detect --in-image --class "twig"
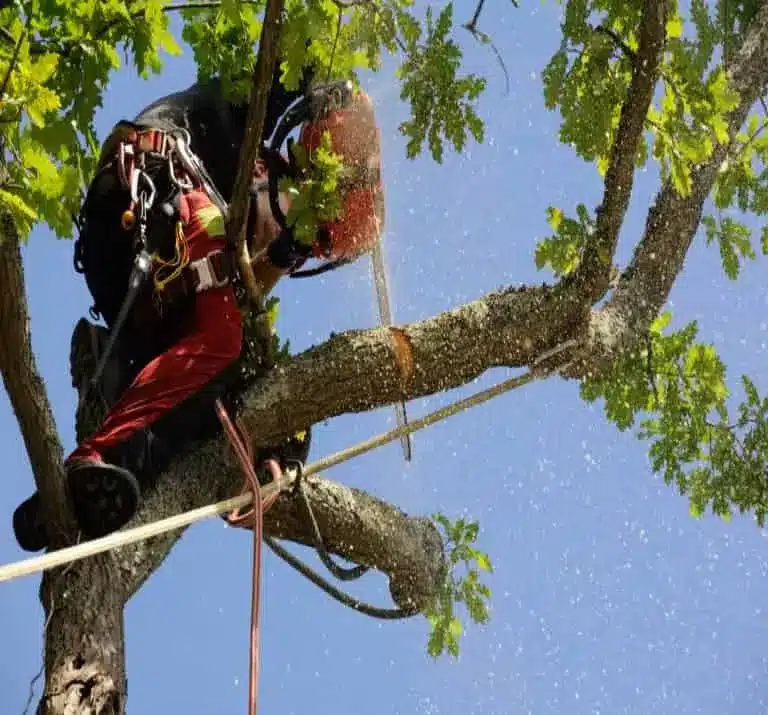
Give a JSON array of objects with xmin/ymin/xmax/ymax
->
[
  {"xmin": 462, "ymin": 23, "xmax": 511, "ymax": 95},
  {"xmin": 461, "ymin": 0, "xmax": 517, "ymax": 94},
  {"xmin": 465, "ymin": 0, "xmax": 485, "ymax": 32},
  {"xmin": 163, "ymin": 0, "xmax": 263, "ymax": 10}
]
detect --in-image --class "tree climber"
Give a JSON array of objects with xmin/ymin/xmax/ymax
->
[{"xmin": 12, "ymin": 64, "xmax": 386, "ymax": 551}]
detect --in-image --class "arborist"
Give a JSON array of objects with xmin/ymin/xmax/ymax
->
[{"xmin": 13, "ymin": 64, "xmax": 386, "ymax": 550}]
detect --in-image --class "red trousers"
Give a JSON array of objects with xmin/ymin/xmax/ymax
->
[{"xmin": 67, "ymin": 191, "xmax": 243, "ymax": 465}]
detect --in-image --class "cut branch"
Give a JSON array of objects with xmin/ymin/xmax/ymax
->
[
  {"xmin": 572, "ymin": 0, "xmax": 668, "ymax": 303},
  {"xmin": 584, "ymin": 0, "xmax": 768, "ymax": 369}
]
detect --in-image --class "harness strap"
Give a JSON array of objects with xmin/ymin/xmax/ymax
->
[
  {"xmin": 98, "ymin": 124, "xmax": 177, "ymax": 173},
  {"xmin": 156, "ymin": 249, "xmax": 238, "ymax": 303}
]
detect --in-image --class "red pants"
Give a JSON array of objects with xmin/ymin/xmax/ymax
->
[{"xmin": 67, "ymin": 190, "xmax": 243, "ymax": 465}]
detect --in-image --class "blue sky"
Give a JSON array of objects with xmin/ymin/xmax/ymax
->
[{"xmin": 2, "ymin": 2, "xmax": 768, "ymax": 714}]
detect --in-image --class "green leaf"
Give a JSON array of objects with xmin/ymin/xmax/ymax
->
[
  {"xmin": 535, "ymin": 203, "xmax": 593, "ymax": 276},
  {"xmin": 397, "ymin": 2, "xmax": 486, "ymax": 162},
  {"xmin": 666, "ymin": 13, "xmax": 684, "ymax": 39},
  {"xmin": 701, "ymin": 215, "xmax": 756, "ymax": 279},
  {"xmin": 475, "ymin": 551, "xmax": 493, "ymax": 573}
]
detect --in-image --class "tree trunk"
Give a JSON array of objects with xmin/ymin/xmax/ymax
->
[{"xmin": 39, "ymin": 557, "xmax": 126, "ymax": 715}]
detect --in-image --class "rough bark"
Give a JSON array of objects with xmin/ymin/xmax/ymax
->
[
  {"xmin": 0, "ymin": 231, "xmax": 73, "ymax": 545},
  {"xmin": 39, "ymin": 557, "xmax": 127, "ymax": 715}
]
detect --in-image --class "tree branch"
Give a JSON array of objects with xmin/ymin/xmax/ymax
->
[
  {"xmin": 571, "ymin": 0, "xmax": 668, "ymax": 303},
  {"xmin": 225, "ymin": 0, "xmax": 285, "ymax": 306},
  {"xmin": 584, "ymin": 0, "xmax": 768, "ymax": 369},
  {"xmin": 0, "ymin": 224, "xmax": 74, "ymax": 546},
  {"xmin": 109, "ymin": 279, "xmax": 589, "ymax": 604}
]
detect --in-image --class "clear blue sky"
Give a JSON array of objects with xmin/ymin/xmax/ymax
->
[{"xmin": 2, "ymin": 2, "xmax": 768, "ymax": 713}]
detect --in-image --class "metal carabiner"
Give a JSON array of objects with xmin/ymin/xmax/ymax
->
[
  {"xmin": 131, "ymin": 169, "xmax": 156, "ymax": 211},
  {"xmin": 168, "ymin": 151, "xmax": 194, "ymax": 191}
]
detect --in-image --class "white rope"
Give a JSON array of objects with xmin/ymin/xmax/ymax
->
[{"xmin": 0, "ymin": 344, "xmax": 577, "ymax": 585}]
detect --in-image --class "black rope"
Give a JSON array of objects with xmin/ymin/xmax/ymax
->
[
  {"xmin": 262, "ymin": 459, "xmax": 419, "ymax": 620},
  {"xmin": 263, "ymin": 535, "xmax": 418, "ymax": 620},
  {"xmin": 289, "ymin": 459, "xmax": 369, "ymax": 582}
]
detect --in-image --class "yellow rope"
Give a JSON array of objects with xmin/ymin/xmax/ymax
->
[
  {"xmin": 0, "ymin": 348, "xmax": 575, "ymax": 584},
  {"xmin": 152, "ymin": 221, "xmax": 190, "ymax": 292}
]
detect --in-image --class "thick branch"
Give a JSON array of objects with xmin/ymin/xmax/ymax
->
[
  {"xmin": 585, "ymin": 0, "xmax": 768, "ymax": 368},
  {"xmin": 240, "ymin": 283, "xmax": 585, "ymax": 443},
  {"xmin": 0, "ymin": 227, "xmax": 74, "ymax": 545},
  {"xmin": 572, "ymin": 0, "xmax": 668, "ymax": 302},
  {"xmin": 117, "ymin": 444, "xmax": 444, "ymax": 613},
  {"xmin": 113, "ymin": 280, "xmax": 587, "ymax": 604},
  {"xmin": 226, "ymin": 0, "xmax": 285, "ymax": 303}
]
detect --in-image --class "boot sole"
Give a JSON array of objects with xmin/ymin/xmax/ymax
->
[{"xmin": 68, "ymin": 462, "xmax": 141, "ymax": 539}]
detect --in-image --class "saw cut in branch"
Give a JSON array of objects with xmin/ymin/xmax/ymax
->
[
  {"xmin": 0, "ymin": 230, "xmax": 73, "ymax": 545},
  {"xmin": 584, "ymin": 0, "xmax": 768, "ymax": 369},
  {"xmin": 572, "ymin": 0, "xmax": 669, "ymax": 303},
  {"xmin": 226, "ymin": 0, "xmax": 286, "ymax": 306}
]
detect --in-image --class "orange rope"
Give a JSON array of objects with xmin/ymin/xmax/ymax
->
[{"xmin": 215, "ymin": 398, "xmax": 281, "ymax": 715}]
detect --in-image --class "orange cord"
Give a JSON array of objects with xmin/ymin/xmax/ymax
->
[{"xmin": 215, "ymin": 398, "xmax": 281, "ymax": 715}]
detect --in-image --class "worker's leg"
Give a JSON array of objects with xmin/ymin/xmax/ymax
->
[
  {"xmin": 65, "ymin": 189, "xmax": 242, "ymax": 539},
  {"xmin": 67, "ymin": 289, "xmax": 241, "ymax": 463},
  {"xmin": 64, "ymin": 285, "xmax": 242, "ymax": 538}
]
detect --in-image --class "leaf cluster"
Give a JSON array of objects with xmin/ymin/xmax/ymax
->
[
  {"xmin": 582, "ymin": 312, "xmax": 768, "ymax": 525},
  {"xmin": 0, "ymin": 0, "xmax": 179, "ymax": 240},
  {"xmin": 425, "ymin": 513, "xmax": 493, "ymax": 659}
]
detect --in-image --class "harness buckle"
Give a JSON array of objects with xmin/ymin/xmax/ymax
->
[{"xmin": 191, "ymin": 251, "xmax": 230, "ymax": 293}]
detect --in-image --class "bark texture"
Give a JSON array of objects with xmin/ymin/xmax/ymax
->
[{"xmin": 39, "ymin": 557, "xmax": 127, "ymax": 715}]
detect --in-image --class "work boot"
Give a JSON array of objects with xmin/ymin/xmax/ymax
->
[
  {"xmin": 66, "ymin": 458, "xmax": 141, "ymax": 540},
  {"xmin": 12, "ymin": 492, "xmax": 46, "ymax": 552},
  {"xmin": 12, "ymin": 458, "xmax": 141, "ymax": 551}
]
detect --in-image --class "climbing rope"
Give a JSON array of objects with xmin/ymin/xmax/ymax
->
[
  {"xmin": 214, "ymin": 398, "xmax": 280, "ymax": 715},
  {"xmin": 290, "ymin": 460, "xmax": 369, "ymax": 582},
  {"xmin": 263, "ymin": 459, "xmax": 419, "ymax": 619},
  {"xmin": 0, "ymin": 343, "xmax": 577, "ymax": 586}
]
